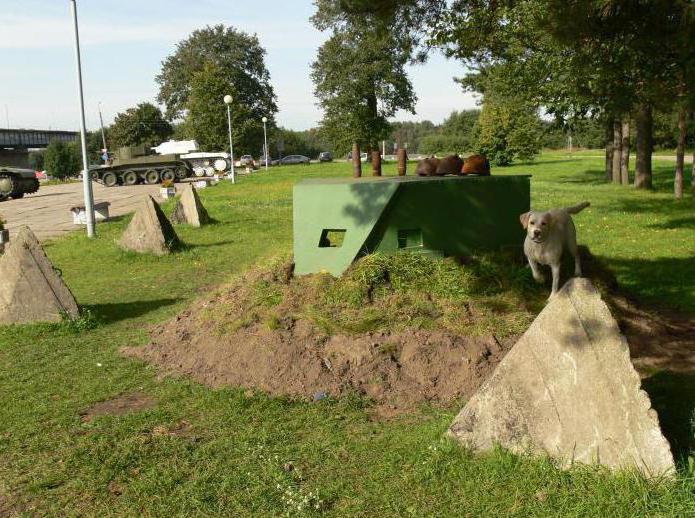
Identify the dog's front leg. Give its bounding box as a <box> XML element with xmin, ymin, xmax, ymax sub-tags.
<box><xmin>528</xmin><ymin>257</ymin><xmax>545</xmax><ymax>284</ymax></box>
<box><xmin>550</xmin><ymin>263</ymin><xmax>561</xmax><ymax>297</ymax></box>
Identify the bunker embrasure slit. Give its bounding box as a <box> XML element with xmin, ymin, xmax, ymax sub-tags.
<box><xmin>319</xmin><ymin>229</ymin><xmax>346</xmax><ymax>248</ymax></box>
<box><xmin>398</xmin><ymin>228</ymin><xmax>423</xmax><ymax>249</ymax></box>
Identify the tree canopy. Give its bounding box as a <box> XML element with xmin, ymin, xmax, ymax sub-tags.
<box><xmin>181</xmin><ymin>62</ymin><xmax>271</xmax><ymax>155</ymax></box>
<box><xmin>108</xmin><ymin>103</ymin><xmax>173</xmax><ymax>150</ymax></box>
<box><xmin>311</xmin><ymin>0</ymin><xmax>423</xmax><ymax>152</ymax></box>
<box><xmin>156</xmin><ymin>25</ymin><xmax>277</xmax><ymax>122</ymax></box>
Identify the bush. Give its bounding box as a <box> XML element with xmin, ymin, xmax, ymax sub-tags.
<box><xmin>44</xmin><ymin>140</ymin><xmax>81</xmax><ymax>180</ymax></box>
<box><xmin>476</xmin><ymin>99</ymin><xmax>541</xmax><ymax>166</ymax></box>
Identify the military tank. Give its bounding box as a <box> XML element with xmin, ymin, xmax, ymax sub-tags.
<box><xmin>0</xmin><ymin>166</ymin><xmax>40</xmax><ymax>201</ymax></box>
<box><xmin>89</xmin><ymin>145</ymin><xmax>191</xmax><ymax>187</ymax></box>
<box><xmin>152</xmin><ymin>140</ymin><xmax>230</xmax><ymax>177</ymax></box>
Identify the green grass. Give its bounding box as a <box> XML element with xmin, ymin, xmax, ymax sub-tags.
<box><xmin>213</xmin><ymin>251</ymin><xmax>545</xmax><ymax>339</ymax></box>
<box><xmin>0</xmin><ymin>158</ymin><xmax>694</xmax><ymax>515</ymax></box>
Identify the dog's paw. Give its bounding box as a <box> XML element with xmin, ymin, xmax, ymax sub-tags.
<box><xmin>533</xmin><ymin>273</ymin><xmax>545</xmax><ymax>284</ymax></box>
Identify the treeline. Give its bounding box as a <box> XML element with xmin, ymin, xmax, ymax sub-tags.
<box><xmin>309</xmin><ymin>2</ymin><xmax>695</xmax><ymax>197</ymax></box>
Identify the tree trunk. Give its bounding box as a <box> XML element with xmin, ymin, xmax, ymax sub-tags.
<box><xmin>605</xmin><ymin>118</ymin><xmax>614</xmax><ymax>182</ymax></box>
<box><xmin>397</xmin><ymin>148</ymin><xmax>407</xmax><ymax>176</ymax></box>
<box><xmin>371</xmin><ymin>150</ymin><xmax>382</xmax><ymax>176</ymax></box>
<box><xmin>675</xmin><ymin>107</ymin><xmax>685</xmax><ymax>199</ymax></box>
<box><xmin>620</xmin><ymin>118</ymin><xmax>630</xmax><ymax>185</ymax></box>
<box><xmin>352</xmin><ymin>142</ymin><xmax>362</xmax><ymax>178</ymax></box>
<box><xmin>634</xmin><ymin>104</ymin><xmax>653</xmax><ymax>189</ymax></box>
<box><xmin>612</xmin><ymin>120</ymin><xmax>622</xmax><ymax>183</ymax></box>
<box><xmin>692</xmin><ymin>112</ymin><xmax>695</xmax><ymax>195</ymax></box>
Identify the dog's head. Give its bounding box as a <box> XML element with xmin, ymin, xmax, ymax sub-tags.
<box><xmin>520</xmin><ymin>211</ymin><xmax>552</xmax><ymax>243</ymax></box>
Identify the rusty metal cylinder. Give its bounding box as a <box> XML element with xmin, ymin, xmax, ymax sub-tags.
<box><xmin>371</xmin><ymin>150</ymin><xmax>382</xmax><ymax>176</ymax></box>
<box><xmin>352</xmin><ymin>143</ymin><xmax>362</xmax><ymax>178</ymax></box>
<box><xmin>397</xmin><ymin>148</ymin><xmax>407</xmax><ymax>176</ymax></box>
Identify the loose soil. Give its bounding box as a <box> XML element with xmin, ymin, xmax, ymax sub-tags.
<box><xmin>80</xmin><ymin>392</ymin><xmax>157</xmax><ymax>422</ymax></box>
<box><xmin>124</xmin><ymin>250</ymin><xmax>694</xmax><ymax>417</ymax></box>
<box><xmin>127</xmin><ymin>316</ymin><xmax>513</xmax><ymax>417</ymax></box>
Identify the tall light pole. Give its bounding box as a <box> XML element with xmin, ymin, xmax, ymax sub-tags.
<box><xmin>261</xmin><ymin>116</ymin><xmax>268</xmax><ymax>171</ymax></box>
<box><xmin>224</xmin><ymin>94</ymin><xmax>235</xmax><ymax>184</ymax></box>
<box><xmin>98</xmin><ymin>101</ymin><xmax>107</xmax><ymax>160</ymax></box>
<box><xmin>70</xmin><ymin>0</ymin><xmax>95</xmax><ymax>238</ymax></box>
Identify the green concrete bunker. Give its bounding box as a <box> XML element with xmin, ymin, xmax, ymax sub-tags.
<box><xmin>293</xmin><ymin>175</ymin><xmax>531</xmax><ymax>276</ymax></box>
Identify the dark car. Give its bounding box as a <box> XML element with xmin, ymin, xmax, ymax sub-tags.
<box><xmin>318</xmin><ymin>151</ymin><xmax>333</xmax><ymax>162</ymax></box>
<box><xmin>280</xmin><ymin>155</ymin><xmax>310</xmax><ymax>165</ymax></box>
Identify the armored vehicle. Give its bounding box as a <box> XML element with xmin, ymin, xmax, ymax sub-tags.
<box><xmin>0</xmin><ymin>166</ymin><xmax>40</xmax><ymax>201</ymax></box>
<box><xmin>90</xmin><ymin>145</ymin><xmax>191</xmax><ymax>187</ymax></box>
<box><xmin>152</xmin><ymin>140</ymin><xmax>230</xmax><ymax>177</ymax></box>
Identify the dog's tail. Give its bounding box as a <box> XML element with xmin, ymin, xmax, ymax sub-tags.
<box><xmin>564</xmin><ymin>201</ymin><xmax>590</xmax><ymax>214</ymax></box>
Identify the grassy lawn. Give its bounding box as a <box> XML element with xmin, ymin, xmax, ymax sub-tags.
<box><xmin>0</xmin><ymin>157</ymin><xmax>693</xmax><ymax>515</ymax></box>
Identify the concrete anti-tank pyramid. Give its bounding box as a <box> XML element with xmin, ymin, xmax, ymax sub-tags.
<box><xmin>0</xmin><ymin>226</ymin><xmax>79</xmax><ymax>324</ymax></box>
<box><xmin>119</xmin><ymin>195</ymin><xmax>180</xmax><ymax>255</ymax></box>
<box><xmin>448</xmin><ymin>278</ymin><xmax>675</xmax><ymax>478</ymax></box>
<box><xmin>171</xmin><ymin>184</ymin><xmax>210</xmax><ymax>227</ymax></box>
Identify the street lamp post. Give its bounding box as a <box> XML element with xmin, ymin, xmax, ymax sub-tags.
<box><xmin>224</xmin><ymin>95</ymin><xmax>235</xmax><ymax>183</ymax></box>
<box><xmin>261</xmin><ymin>116</ymin><xmax>268</xmax><ymax>171</ymax></box>
<box><xmin>69</xmin><ymin>0</ymin><xmax>95</xmax><ymax>238</ymax></box>
<box><xmin>98</xmin><ymin>101</ymin><xmax>107</xmax><ymax>161</ymax></box>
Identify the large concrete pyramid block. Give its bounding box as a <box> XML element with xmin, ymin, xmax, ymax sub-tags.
<box><xmin>448</xmin><ymin>278</ymin><xmax>675</xmax><ymax>477</ymax></box>
<box><xmin>171</xmin><ymin>184</ymin><xmax>210</xmax><ymax>227</ymax></box>
<box><xmin>119</xmin><ymin>195</ymin><xmax>180</xmax><ymax>255</ymax></box>
<box><xmin>0</xmin><ymin>226</ymin><xmax>79</xmax><ymax>324</ymax></box>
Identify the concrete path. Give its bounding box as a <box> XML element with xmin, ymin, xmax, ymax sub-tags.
<box><xmin>0</xmin><ymin>181</ymin><xmax>165</xmax><ymax>242</ymax></box>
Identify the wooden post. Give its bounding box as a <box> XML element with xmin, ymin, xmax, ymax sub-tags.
<box><xmin>352</xmin><ymin>143</ymin><xmax>361</xmax><ymax>178</ymax></box>
<box><xmin>371</xmin><ymin>150</ymin><xmax>382</xmax><ymax>176</ymax></box>
<box><xmin>397</xmin><ymin>148</ymin><xmax>407</xmax><ymax>176</ymax></box>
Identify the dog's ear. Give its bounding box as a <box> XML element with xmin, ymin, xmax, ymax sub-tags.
<box><xmin>519</xmin><ymin>212</ymin><xmax>531</xmax><ymax>229</ymax></box>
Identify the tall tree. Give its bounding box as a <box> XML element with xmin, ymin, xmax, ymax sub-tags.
<box><xmin>156</xmin><ymin>25</ymin><xmax>277</xmax><ymax>122</ymax></box>
<box><xmin>311</xmin><ymin>1</ymin><xmax>422</xmax><ymax>153</ymax></box>
<box><xmin>108</xmin><ymin>103</ymin><xmax>173</xmax><ymax>150</ymax></box>
<box><xmin>181</xmin><ymin>62</ymin><xmax>271</xmax><ymax>154</ymax></box>
<box><xmin>434</xmin><ymin>0</ymin><xmax>683</xmax><ymax>187</ymax></box>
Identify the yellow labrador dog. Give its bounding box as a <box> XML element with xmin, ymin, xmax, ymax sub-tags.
<box><xmin>520</xmin><ymin>202</ymin><xmax>590</xmax><ymax>297</ymax></box>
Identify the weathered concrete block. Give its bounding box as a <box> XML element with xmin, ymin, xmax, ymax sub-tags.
<box><xmin>0</xmin><ymin>226</ymin><xmax>79</xmax><ymax>324</ymax></box>
<box><xmin>448</xmin><ymin>278</ymin><xmax>675</xmax><ymax>477</ymax></box>
<box><xmin>171</xmin><ymin>184</ymin><xmax>210</xmax><ymax>227</ymax></box>
<box><xmin>119</xmin><ymin>195</ymin><xmax>180</xmax><ymax>255</ymax></box>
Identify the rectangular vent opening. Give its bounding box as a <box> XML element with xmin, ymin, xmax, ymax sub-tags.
<box><xmin>398</xmin><ymin>228</ymin><xmax>423</xmax><ymax>249</ymax></box>
<box><xmin>319</xmin><ymin>229</ymin><xmax>346</xmax><ymax>248</ymax></box>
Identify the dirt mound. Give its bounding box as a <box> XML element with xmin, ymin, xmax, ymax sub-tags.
<box><xmin>124</xmin><ymin>249</ymin><xmax>694</xmax><ymax>417</ymax></box>
<box><xmin>124</xmin><ymin>253</ymin><xmax>531</xmax><ymax>416</ymax></box>
<box><xmin>127</xmin><ymin>314</ymin><xmax>512</xmax><ymax>417</ymax></box>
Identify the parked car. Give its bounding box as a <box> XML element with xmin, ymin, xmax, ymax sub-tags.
<box><xmin>258</xmin><ymin>156</ymin><xmax>279</xmax><ymax>167</ymax></box>
<box><xmin>346</xmin><ymin>152</ymin><xmax>368</xmax><ymax>162</ymax></box>
<box><xmin>280</xmin><ymin>155</ymin><xmax>311</xmax><ymax>165</ymax></box>
<box><xmin>318</xmin><ymin>151</ymin><xmax>333</xmax><ymax>162</ymax></box>
<box><xmin>240</xmin><ymin>155</ymin><xmax>254</xmax><ymax>166</ymax></box>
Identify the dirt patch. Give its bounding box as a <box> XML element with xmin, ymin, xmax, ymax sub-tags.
<box><xmin>123</xmin><ymin>250</ymin><xmax>694</xmax><ymax>417</ymax></box>
<box><xmin>578</xmin><ymin>248</ymin><xmax>695</xmax><ymax>375</ymax></box>
<box><xmin>124</xmin><ymin>311</ymin><xmax>514</xmax><ymax>418</ymax></box>
<box><xmin>80</xmin><ymin>392</ymin><xmax>157</xmax><ymax>422</ymax></box>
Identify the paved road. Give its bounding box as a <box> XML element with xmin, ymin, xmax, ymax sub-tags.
<box><xmin>0</xmin><ymin>181</ymin><xmax>164</xmax><ymax>242</ymax></box>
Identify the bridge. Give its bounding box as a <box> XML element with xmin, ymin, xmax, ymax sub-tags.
<box><xmin>0</xmin><ymin>128</ymin><xmax>79</xmax><ymax>168</ymax></box>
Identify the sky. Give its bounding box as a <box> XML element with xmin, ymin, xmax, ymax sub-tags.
<box><xmin>0</xmin><ymin>0</ymin><xmax>478</xmax><ymax>132</ymax></box>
